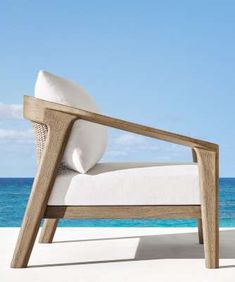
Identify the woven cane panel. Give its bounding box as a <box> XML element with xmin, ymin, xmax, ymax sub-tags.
<box><xmin>31</xmin><ymin>122</ymin><xmax>69</xmax><ymax>174</ymax></box>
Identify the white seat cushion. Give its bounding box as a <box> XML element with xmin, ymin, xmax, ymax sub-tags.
<box><xmin>35</xmin><ymin>71</ymin><xmax>107</xmax><ymax>173</ymax></box>
<box><xmin>48</xmin><ymin>162</ymin><xmax>200</xmax><ymax>206</ymax></box>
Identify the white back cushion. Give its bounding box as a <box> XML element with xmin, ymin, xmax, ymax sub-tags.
<box><xmin>35</xmin><ymin>71</ymin><xmax>107</xmax><ymax>173</ymax></box>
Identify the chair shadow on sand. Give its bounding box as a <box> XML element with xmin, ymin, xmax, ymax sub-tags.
<box><xmin>29</xmin><ymin>229</ymin><xmax>235</xmax><ymax>268</ymax></box>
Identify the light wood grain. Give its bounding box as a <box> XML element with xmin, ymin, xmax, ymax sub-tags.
<box><xmin>39</xmin><ymin>219</ymin><xmax>59</xmax><ymax>244</ymax></box>
<box><xmin>195</xmin><ymin>147</ymin><xmax>219</xmax><ymax>268</ymax></box>
<box><xmin>24</xmin><ymin>96</ymin><xmax>218</xmax><ymax>150</ymax></box>
<box><xmin>44</xmin><ymin>205</ymin><xmax>201</xmax><ymax>219</ymax></box>
<box><xmin>11</xmin><ymin>110</ymin><xmax>77</xmax><ymax>268</ymax></box>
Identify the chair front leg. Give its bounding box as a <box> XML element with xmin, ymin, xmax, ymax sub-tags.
<box><xmin>39</xmin><ymin>219</ymin><xmax>59</xmax><ymax>243</ymax></box>
<box><xmin>195</xmin><ymin>147</ymin><xmax>219</xmax><ymax>269</ymax></box>
<box><xmin>11</xmin><ymin>110</ymin><xmax>76</xmax><ymax>268</ymax></box>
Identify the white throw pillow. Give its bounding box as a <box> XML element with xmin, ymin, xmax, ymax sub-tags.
<box><xmin>35</xmin><ymin>70</ymin><xmax>107</xmax><ymax>173</ymax></box>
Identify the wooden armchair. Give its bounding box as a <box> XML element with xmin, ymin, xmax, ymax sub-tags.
<box><xmin>11</xmin><ymin>96</ymin><xmax>219</xmax><ymax>269</ymax></box>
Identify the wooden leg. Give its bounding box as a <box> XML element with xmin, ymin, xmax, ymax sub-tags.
<box><xmin>195</xmin><ymin>148</ymin><xmax>219</xmax><ymax>269</ymax></box>
<box><xmin>11</xmin><ymin>111</ymin><xmax>76</xmax><ymax>268</ymax></box>
<box><xmin>198</xmin><ymin>218</ymin><xmax>203</xmax><ymax>244</ymax></box>
<box><xmin>39</xmin><ymin>219</ymin><xmax>59</xmax><ymax>243</ymax></box>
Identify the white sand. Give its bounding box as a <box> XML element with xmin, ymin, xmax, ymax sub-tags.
<box><xmin>0</xmin><ymin>227</ymin><xmax>235</xmax><ymax>282</ymax></box>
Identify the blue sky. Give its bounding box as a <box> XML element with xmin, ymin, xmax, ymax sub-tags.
<box><xmin>0</xmin><ymin>0</ymin><xmax>234</xmax><ymax>177</ymax></box>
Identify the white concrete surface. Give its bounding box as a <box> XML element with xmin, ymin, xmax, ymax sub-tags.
<box><xmin>1</xmin><ymin>228</ymin><xmax>235</xmax><ymax>282</ymax></box>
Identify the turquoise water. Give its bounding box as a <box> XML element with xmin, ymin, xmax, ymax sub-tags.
<box><xmin>0</xmin><ymin>178</ymin><xmax>235</xmax><ymax>227</ymax></box>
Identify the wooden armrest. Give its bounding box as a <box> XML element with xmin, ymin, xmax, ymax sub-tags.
<box><xmin>24</xmin><ymin>96</ymin><xmax>218</xmax><ymax>150</ymax></box>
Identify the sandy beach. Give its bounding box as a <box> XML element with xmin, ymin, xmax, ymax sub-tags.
<box><xmin>1</xmin><ymin>227</ymin><xmax>235</xmax><ymax>282</ymax></box>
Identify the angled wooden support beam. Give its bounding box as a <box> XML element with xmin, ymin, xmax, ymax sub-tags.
<box><xmin>24</xmin><ymin>96</ymin><xmax>218</xmax><ymax>151</ymax></box>
<box><xmin>11</xmin><ymin>110</ymin><xmax>76</xmax><ymax>268</ymax></box>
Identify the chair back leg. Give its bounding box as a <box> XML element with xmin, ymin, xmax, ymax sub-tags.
<box><xmin>39</xmin><ymin>219</ymin><xmax>59</xmax><ymax>243</ymax></box>
<box><xmin>198</xmin><ymin>219</ymin><xmax>204</xmax><ymax>244</ymax></box>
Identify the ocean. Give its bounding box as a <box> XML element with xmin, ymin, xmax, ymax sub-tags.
<box><xmin>0</xmin><ymin>178</ymin><xmax>235</xmax><ymax>227</ymax></box>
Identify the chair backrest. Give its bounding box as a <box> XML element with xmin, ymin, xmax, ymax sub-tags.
<box><xmin>25</xmin><ymin>97</ymin><xmax>68</xmax><ymax>171</ymax></box>
<box><xmin>31</xmin><ymin>122</ymin><xmax>48</xmax><ymax>163</ymax></box>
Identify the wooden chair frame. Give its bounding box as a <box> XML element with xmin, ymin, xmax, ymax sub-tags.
<box><xmin>11</xmin><ymin>96</ymin><xmax>219</xmax><ymax>268</ymax></box>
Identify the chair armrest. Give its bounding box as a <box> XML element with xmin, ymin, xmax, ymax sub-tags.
<box><xmin>24</xmin><ymin>96</ymin><xmax>218</xmax><ymax>150</ymax></box>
